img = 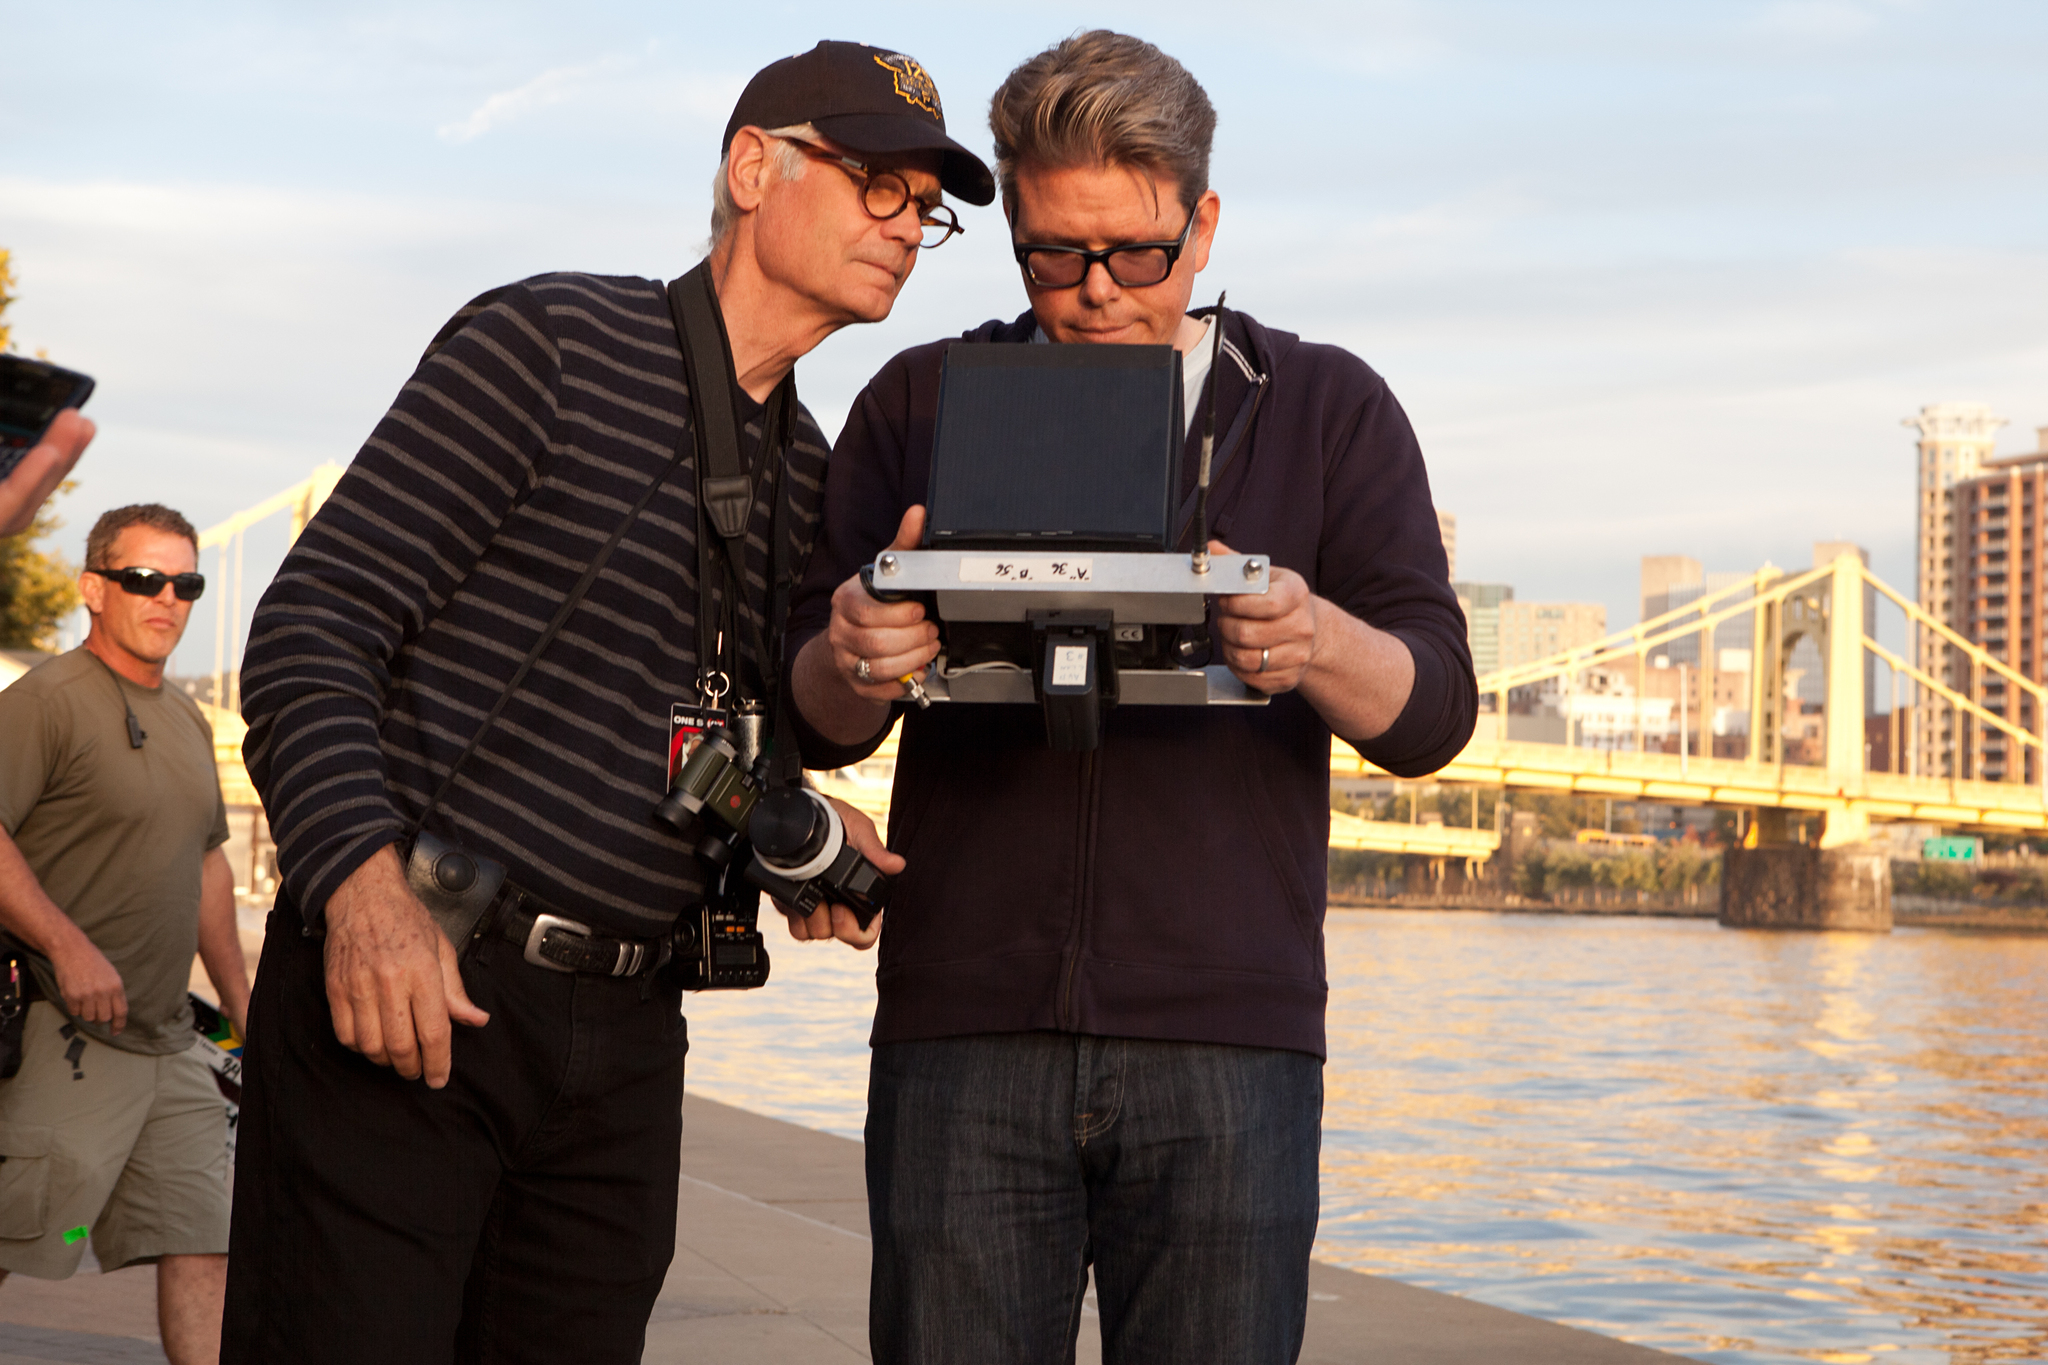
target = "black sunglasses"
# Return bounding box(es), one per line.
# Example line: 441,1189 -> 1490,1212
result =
89,566 -> 207,602
1012,212 -> 1196,289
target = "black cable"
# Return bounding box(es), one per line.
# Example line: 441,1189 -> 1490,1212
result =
88,650 -> 146,749
1178,295 -> 1230,667
1190,291 -> 1229,573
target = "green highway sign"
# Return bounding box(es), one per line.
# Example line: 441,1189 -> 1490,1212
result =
1922,836 -> 1983,862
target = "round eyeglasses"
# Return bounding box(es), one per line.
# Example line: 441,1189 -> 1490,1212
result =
779,139 -> 963,249
1011,212 -> 1196,289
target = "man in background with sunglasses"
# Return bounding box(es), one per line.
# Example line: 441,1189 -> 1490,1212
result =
0,503 -> 248,1364
790,31 -> 1474,1363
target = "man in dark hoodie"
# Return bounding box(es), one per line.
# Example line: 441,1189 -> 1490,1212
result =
788,31 -> 1475,1364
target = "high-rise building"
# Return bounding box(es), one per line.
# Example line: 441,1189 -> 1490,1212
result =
1646,572 -> 1756,671
1496,600 -> 1606,669
1453,581 -> 1512,677
1924,419 -> 2048,781
1640,556 -> 1702,626
1437,509 -> 1457,581
1638,553 -> 1771,757
1907,402 -> 2013,777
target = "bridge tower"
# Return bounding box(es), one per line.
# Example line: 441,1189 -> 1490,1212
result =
1907,402 -> 2005,777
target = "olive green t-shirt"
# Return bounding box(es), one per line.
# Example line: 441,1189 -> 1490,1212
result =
0,649 -> 230,1055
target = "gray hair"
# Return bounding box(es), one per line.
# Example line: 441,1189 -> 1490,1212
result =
988,31 -> 1216,216
708,122 -> 817,249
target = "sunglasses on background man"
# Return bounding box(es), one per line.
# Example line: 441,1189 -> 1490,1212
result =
88,566 -> 208,602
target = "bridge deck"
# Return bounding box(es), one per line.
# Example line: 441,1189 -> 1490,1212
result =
1337,734 -> 2048,832
207,708 -> 2048,855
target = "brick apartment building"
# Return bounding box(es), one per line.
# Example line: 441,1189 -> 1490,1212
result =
1911,404 -> 2048,781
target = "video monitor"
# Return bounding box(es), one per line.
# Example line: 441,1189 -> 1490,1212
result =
924,344 -> 1183,551
0,357 -> 96,479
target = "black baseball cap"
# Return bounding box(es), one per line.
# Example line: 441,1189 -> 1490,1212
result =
723,41 -> 996,206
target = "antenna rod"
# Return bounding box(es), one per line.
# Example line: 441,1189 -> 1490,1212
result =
1190,290 -> 1228,575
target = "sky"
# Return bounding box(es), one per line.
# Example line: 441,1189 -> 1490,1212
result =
4,0 -> 2045,676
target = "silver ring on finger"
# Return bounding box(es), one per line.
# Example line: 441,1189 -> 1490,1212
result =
1258,647 -> 1270,673
856,657 -> 873,683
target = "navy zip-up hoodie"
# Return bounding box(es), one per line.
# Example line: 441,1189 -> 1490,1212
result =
789,308 -> 1475,1058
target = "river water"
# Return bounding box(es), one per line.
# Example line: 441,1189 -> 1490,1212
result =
681,910 -> 2048,1364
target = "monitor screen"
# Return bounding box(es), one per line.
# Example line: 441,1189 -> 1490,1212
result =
0,358 -> 93,448
924,344 -> 1182,551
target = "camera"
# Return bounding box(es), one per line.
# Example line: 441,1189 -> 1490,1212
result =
653,724 -> 892,989
667,896 -> 771,991
654,726 -> 763,835
744,787 -> 890,928
655,726 -> 770,990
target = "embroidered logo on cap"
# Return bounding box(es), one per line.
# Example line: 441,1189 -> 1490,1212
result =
874,52 -> 941,118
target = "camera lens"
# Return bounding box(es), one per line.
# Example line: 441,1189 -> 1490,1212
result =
749,789 -> 832,868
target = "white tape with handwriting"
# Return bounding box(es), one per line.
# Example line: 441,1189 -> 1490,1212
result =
958,556 -> 1095,584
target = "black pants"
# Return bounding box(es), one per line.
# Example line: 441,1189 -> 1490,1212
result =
223,907 -> 688,1364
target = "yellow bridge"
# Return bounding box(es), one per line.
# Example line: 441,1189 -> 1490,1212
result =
1333,551 -> 2048,858
193,464 -> 343,806
200,472 -> 2044,864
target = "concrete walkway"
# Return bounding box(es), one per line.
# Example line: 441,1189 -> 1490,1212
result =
0,1095 -> 1695,1363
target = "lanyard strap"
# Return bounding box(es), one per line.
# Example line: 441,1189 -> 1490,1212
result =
665,267 -> 796,723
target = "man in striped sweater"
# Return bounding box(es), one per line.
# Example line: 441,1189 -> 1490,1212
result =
221,44 -> 993,1363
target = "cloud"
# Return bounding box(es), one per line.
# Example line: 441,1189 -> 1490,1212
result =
1191,0 -> 1453,73
1746,0 -> 1913,42
437,54 -> 635,144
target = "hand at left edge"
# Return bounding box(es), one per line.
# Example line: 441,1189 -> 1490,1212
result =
0,409 -> 94,538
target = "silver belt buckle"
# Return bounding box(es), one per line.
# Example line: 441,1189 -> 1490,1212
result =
524,912 -> 591,972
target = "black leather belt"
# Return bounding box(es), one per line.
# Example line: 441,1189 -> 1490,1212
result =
494,894 -> 669,978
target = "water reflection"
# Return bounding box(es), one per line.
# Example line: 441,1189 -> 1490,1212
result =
682,911 -> 2048,1364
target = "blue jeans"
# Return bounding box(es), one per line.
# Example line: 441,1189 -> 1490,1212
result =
866,1032 -> 1323,1365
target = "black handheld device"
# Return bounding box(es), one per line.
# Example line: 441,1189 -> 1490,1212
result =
0,355 -> 95,484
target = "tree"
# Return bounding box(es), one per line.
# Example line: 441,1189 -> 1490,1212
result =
0,493 -> 78,650
0,247 -> 16,352
0,250 -> 81,650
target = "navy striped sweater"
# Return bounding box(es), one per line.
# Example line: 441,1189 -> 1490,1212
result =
242,272 -> 829,936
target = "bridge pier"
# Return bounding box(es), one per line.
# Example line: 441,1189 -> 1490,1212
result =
1720,812 -> 1891,932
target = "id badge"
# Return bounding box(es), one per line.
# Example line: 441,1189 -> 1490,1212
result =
668,702 -> 728,787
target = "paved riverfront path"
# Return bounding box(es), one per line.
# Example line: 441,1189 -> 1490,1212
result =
0,1095 -> 1694,1363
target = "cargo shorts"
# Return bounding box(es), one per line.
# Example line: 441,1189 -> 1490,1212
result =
0,1002 -> 230,1278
